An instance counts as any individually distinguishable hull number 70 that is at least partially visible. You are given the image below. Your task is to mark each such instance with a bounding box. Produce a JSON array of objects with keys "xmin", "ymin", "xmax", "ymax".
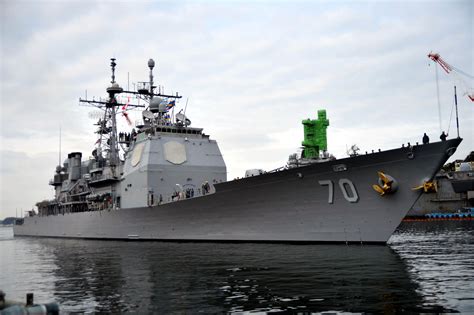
[{"xmin": 318, "ymin": 179, "xmax": 359, "ymax": 204}]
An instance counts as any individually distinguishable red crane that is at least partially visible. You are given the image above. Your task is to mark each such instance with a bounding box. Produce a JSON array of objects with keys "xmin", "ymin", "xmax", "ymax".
[{"xmin": 428, "ymin": 52, "xmax": 474, "ymax": 102}]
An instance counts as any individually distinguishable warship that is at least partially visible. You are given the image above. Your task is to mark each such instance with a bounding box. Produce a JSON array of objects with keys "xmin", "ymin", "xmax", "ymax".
[
  {"xmin": 408, "ymin": 152, "xmax": 474, "ymax": 216},
  {"xmin": 14, "ymin": 58, "xmax": 462, "ymax": 243}
]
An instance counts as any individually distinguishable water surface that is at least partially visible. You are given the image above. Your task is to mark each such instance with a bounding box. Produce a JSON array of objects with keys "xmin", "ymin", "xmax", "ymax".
[{"xmin": 1, "ymin": 222, "xmax": 473, "ymax": 313}]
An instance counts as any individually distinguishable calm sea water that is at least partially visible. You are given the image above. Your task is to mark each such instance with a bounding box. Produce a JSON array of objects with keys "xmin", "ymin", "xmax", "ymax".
[{"xmin": 1, "ymin": 221, "xmax": 473, "ymax": 314}]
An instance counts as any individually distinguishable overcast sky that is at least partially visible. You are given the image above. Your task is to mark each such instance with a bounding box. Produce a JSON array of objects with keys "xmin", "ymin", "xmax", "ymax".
[{"xmin": 1, "ymin": 0, "xmax": 472, "ymax": 218}]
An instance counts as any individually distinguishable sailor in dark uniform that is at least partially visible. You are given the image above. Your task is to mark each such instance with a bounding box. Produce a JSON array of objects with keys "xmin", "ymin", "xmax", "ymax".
[
  {"xmin": 440, "ymin": 131, "xmax": 447, "ymax": 141},
  {"xmin": 422, "ymin": 133, "xmax": 429, "ymax": 144}
]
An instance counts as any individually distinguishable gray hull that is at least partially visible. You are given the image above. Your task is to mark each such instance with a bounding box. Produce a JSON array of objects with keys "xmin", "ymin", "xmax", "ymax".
[{"xmin": 14, "ymin": 139, "xmax": 461, "ymax": 243}]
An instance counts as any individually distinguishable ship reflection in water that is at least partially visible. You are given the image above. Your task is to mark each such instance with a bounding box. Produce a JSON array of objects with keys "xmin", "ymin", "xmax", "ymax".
[{"xmin": 1, "ymin": 222, "xmax": 473, "ymax": 313}]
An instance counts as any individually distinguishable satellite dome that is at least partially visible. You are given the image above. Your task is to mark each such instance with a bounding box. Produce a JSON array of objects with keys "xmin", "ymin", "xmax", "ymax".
[
  {"xmin": 148, "ymin": 59, "xmax": 155, "ymax": 69},
  {"xmin": 149, "ymin": 97, "xmax": 163, "ymax": 113}
]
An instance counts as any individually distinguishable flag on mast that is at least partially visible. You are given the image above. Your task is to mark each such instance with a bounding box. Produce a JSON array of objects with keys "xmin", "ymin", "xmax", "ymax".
[{"xmin": 167, "ymin": 100, "xmax": 176, "ymax": 110}]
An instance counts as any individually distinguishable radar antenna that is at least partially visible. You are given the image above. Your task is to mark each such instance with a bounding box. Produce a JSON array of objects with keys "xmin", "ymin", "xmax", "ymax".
[
  {"xmin": 79, "ymin": 58, "xmax": 185, "ymax": 162},
  {"xmin": 148, "ymin": 58, "xmax": 155, "ymax": 95},
  {"xmin": 79, "ymin": 58, "xmax": 136, "ymax": 167},
  {"xmin": 110, "ymin": 58, "xmax": 117, "ymax": 84}
]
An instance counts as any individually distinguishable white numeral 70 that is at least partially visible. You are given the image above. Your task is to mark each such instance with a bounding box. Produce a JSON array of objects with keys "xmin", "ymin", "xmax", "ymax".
[{"xmin": 318, "ymin": 179, "xmax": 359, "ymax": 204}]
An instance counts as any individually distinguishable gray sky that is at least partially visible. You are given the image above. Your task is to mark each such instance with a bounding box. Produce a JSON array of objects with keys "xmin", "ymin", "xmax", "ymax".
[{"xmin": 1, "ymin": 0, "xmax": 473, "ymax": 219}]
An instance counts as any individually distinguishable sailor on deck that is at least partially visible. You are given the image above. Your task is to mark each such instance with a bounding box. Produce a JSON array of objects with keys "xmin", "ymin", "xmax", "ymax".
[
  {"xmin": 440, "ymin": 131, "xmax": 447, "ymax": 141},
  {"xmin": 422, "ymin": 133, "xmax": 429, "ymax": 144}
]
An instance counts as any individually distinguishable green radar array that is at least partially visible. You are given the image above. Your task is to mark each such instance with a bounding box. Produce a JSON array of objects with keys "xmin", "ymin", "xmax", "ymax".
[{"xmin": 302, "ymin": 109, "xmax": 329, "ymax": 159}]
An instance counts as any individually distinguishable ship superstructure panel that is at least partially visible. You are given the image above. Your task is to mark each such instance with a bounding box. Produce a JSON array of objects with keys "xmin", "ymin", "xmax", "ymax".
[{"xmin": 120, "ymin": 128, "xmax": 226, "ymax": 208}]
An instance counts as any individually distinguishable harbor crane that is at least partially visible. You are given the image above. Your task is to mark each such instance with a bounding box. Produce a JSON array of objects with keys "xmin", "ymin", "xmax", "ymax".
[{"xmin": 428, "ymin": 52, "xmax": 474, "ymax": 102}]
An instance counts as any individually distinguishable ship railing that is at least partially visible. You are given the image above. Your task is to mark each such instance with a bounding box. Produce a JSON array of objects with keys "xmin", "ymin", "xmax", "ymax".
[
  {"xmin": 157, "ymin": 183, "xmax": 216, "ymax": 206},
  {"xmin": 268, "ymin": 166, "xmax": 288, "ymax": 173},
  {"xmin": 453, "ymin": 170, "xmax": 474, "ymax": 180},
  {"xmin": 90, "ymin": 173, "xmax": 118, "ymax": 183},
  {"xmin": 136, "ymin": 82, "xmax": 150, "ymax": 94}
]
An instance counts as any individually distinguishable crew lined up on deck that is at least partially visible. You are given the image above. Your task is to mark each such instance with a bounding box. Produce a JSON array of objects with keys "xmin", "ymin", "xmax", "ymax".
[
  {"xmin": 422, "ymin": 132, "xmax": 448, "ymax": 144},
  {"xmin": 119, "ymin": 130, "xmax": 137, "ymax": 142}
]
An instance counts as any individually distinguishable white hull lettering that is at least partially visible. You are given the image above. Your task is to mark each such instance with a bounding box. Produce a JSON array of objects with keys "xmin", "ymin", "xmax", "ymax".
[{"xmin": 319, "ymin": 179, "xmax": 359, "ymax": 204}]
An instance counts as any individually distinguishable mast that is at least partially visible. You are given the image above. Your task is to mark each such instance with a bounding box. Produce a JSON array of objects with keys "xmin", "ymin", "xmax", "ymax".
[
  {"xmin": 148, "ymin": 59, "xmax": 160, "ymax": 123},
  {"xmin": 78, "ymin": 58, "xmax": 183, "ymax": 159},
  {"xmin": 59, "ymin": 125, "xmax": 61, "ymax": 166},
  {"xmin": 148, "ymin": 58, "xmax": 155, "ymax": 95},
  {"xmin": 454, "ymin": 85, "xmax": 460, "ymax": 138},
  {"xmin": 105, "ymin": 58, "xmax": 123, "ymax": 167}
]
